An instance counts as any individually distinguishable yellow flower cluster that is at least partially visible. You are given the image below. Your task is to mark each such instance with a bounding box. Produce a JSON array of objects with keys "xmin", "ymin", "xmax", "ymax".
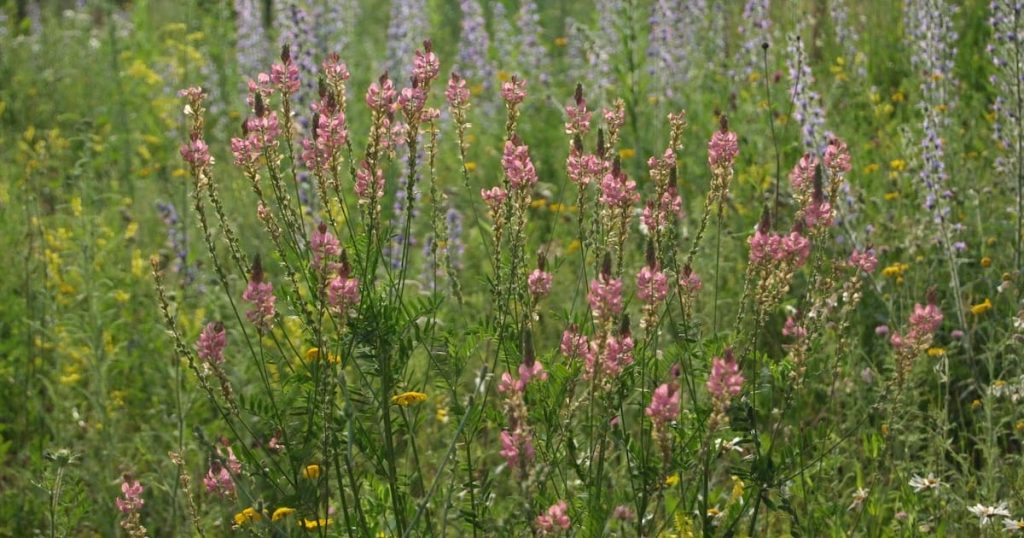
[{"xmin": 392, "ymin": 391, "xmax": 428, "ymax": 407}]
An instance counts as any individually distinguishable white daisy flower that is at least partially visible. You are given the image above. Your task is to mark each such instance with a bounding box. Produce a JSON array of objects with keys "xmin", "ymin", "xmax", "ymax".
[
  {"xmin": 908, "ymin": 473, "xmax": 943, "ymax": 492},
  {"xmin": 848, "ymin": 488, "xmax": 869, "ymax": 511},
  {"xmin": 968, "ymin": 502, "xmax": 1011, "ymax": 526}
]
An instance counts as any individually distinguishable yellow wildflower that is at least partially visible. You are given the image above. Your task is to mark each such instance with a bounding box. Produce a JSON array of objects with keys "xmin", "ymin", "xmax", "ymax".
[
  {"xmin": 497, "ymin": 70, "xmax": 511, "ymax": 82},
  {"xmin": 530, "ymin": 198, "xmax": 548, "ymax": 209},
  {"xmin": 566, "ymin": 239, "xmax": 581, "ymax": 255},
  {"xmin": 299, "ymin": 518, "xmax": 332, "ymax": 530},
  {"xmin": 234, "ymin": 507, "xmax": 263, "ymax": 526},
  {"xmin": 70, "ymin": 196, "xmax": 82, "ymax": 217},
  {"xmin": 981, "ymin": 256, "xmax": 992, "ymax": 268},
  {"xmin": 883, "ymin": 191, "xmax": 900, "ymax": 201},
  {"xmin": 970, "ymin": 298, "xmax": 993, "ymax": 316},
  {"xmin": 305, "ymin": 348, "xmax": 341, "ymax": 364},
  {"xmin": 465, "ymin": 161, "xmax": 477, "ymax": 172},
  {"xmin": 891, "ymin": 91, "xmax": 905, "ymax": 103},
  {"xmin": 889, "ymin": 159, "xmax": 907, "ymax": 172},
  {"xmin": 554, "ymin": 36, "xmax": 568, "ymax": 47},
  {"xmin": 881, "ymin": 263, "xmax": 909, "ymax": 279},
  {"xmin": 664, "ymin": 473, "xmax": 680, "ymax": 487},
  {"xmin": 272, "ymin": 507, "xmax": 296, "ymax": 521},
  {"xmin": 392, "ymin": 391, "xmax": 428, "ymax": 407},
  {"xmin": 927, "ymin": 347, "xmax": 945, "ymax": 357},
  {"xmin": 302, "ymin": 464, "xmax": 321, "ymax": 479},
  {"xmin": 1015, "ymin": 420, "xmax": 1024, "ymax": 432},
  {"xmin": 730, "ymin": 476, "xmax": 744, "ymax": 501},
  {"xmin": 124, "ymin": 221, "xmax": 139, "ymax": 240},
  {"xmin": 864, "ymin": 163, "xmax": 880, "ymax": 174},
  {"xmin": 618, "ymin": 148, "xmax": 636, "ymax": 159},
  {"xmin": 436, "ymin": 405, "xmax": 450, "ymax": 424},
  {"xmin": 971, "ymin": 399, "xmax": 982, "ymax": 410},
  {"xmin": 114, "ymin": 290, "xmax": 131, "ymax": 304}
]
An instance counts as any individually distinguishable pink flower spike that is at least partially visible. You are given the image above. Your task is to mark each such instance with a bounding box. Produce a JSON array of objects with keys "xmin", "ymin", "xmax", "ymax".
[
  {"xmin": 536, "ymin": 500, "xmax": 571, "ymax": 534},
  {"xmin": 528, "ymin": 269, "xmax": 553, "ymax": 297},
  {"xmin": 707, "ymin": 117, "xmax": 739, "ymax": 167},
  {"xmin": 645, "ymin": 383, "xmax": 680, "ymax": 425},
  {"xmin": 196, "ymin": 322, "xmax": 227, "ymax": 366},
  {"xmin": 501, "ymin": 75, "xmax": 527, "ymax": 105},
  {"xmin": 707, "ymin": 351, "xmax": 744, "ymax": 401}
]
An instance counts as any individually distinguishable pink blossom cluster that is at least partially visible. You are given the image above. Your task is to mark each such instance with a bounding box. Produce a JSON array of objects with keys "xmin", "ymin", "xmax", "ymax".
[
  {"xmin": 588, "ymin": 275, "xmax": 624, "ymax": 322},
  {"xmin": 565, "ymin": 84, "xmax": 591, "ymax": 135},
  {"xmin": 566, "ymin": 142, "xmax": 607, "ymax": 186},
  {"xmin": 789, "ymin": 153, "xmax": 818, "ymax": 193},
  {"xmin": 803, "ymin": 198, "xmax": 833, "ymax": 228},
  {"xmin": 270, "ymin": 60, "xmax": 300, "ymax": 94},
  {"xmin": 498, "ymin": 360, "xmax": 548, "ymax": 394},
  {"xmin": 642, "ymin": 186, "xmax": 683, "ymax": 232},
  {"xmin": 412, "ymin": 40, "xmax": 440, "ymax": 83},
  {"xmin": 242, "ymin": 260, "xmax": 276, "ymax": 331},
  {"xmin": 848, "ymin": 249, "xmax": 878, "ymax": 273},
  {"xmin": 528, "ymin": 269, "xmax": 553, "ymax": 297},
  {"xmin": 327, "ymin": 262, "xmax": 360, "ymax": 317},
  {"xmin": 679, "ymin": 265, "xmax": 703, "ymax": 294},
  {"xmin": 366, "ymin": 73, "xmax": 397, "ymax": 113},
  {"xmin": 599, "ymin": 165, "xmax": 639, "ymax": 208},
  {"xmin": 748, "ymin": 227, "xmax": 811, "ymax": 267},
  {"xmin": 502, "ymin": 138, "xmax": 538, "ymax": 190},
  {"xmin": 782, "ymin": 316, "xmax": 808, "ymax": 341},
  {"xmin": 589, "ymin": 332, "xmax": 635, "ymax": 378},
  {"xmin": 499, "ymin": 428, "xmax": 535, "ymax": 472},
  {"xmin": 501, "ymin": 75, "xmax": 527, "ymax": 105},
  {"xmin": 645, "ymin": 382, "xmax": 680, "ymax": 425},
  {"xmin": 707, "ymin": 351, "xmax": 744, "ymax": 402},
  {"xmin": 535, "ymin": 501, "xmax": 571, "ymax": 534},
  {"xmin": 480, "ymin": 187, "xmax": 507, "ymax": 214},
  {"xmin": 445, "ymin": 72, "xmax": 470, "ymax": 109},
  {"xmin": 824, "ymin": 137, "xmax": 852, "ymax": 175},
  {"xmin": 636, "ymin": 264, "xmax": 670, "ymax": 304},
  {"xmin": 115, "ymin": 476, "xmax": 145, "ymax": 514},
  {"xmin": 196, "ymin": 322, "xmax": 227, "ymax": 366},
  {"xmin": 301, "ymin": 104, "xmax": 348, "ymax": 172},
  {"xmin": 707, "ymin": 120, "xmax": 739, "ymax": 167},
  {"xmin": 890, "ymin": 302, "xmax": 944, "ymax": 356},
  {"xmin": 355, "ymin": 160, "xmax": 385, "ymax": 203},
  {"xmin": 322, "ymin": 54, "xmax": 350, "ymax": 85},
  {"xmin": 309, "ymin": 223, "xmax": 341, "ymax": 270},
  {"xmin": 603, "ymin": 102, "xmax": 626, "ymax": 134},
  {"xmin": 180, "ymin": 138, "xmax": 212, "ymax": 169},
  {"xmin": 203, "ymin": 444, "xmax": 241, "ymax": 498}
]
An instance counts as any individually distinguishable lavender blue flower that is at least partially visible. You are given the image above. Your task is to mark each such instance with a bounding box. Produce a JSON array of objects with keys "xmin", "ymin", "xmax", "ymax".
[
  {"xmin": 386, "ymin": 0, "xmax": 429, "ymax": 81},
  {"xmin": 457, "ymin": 0, "xmax": 494, "ymax": 94},
  {"xmin": 234, "ymin": 0, "xmax": 268, "ymax": 79}
]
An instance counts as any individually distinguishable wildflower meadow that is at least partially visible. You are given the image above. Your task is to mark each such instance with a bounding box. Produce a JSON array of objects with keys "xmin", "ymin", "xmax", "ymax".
[{"xmin": 3, "ymin": 0, "xmax": 1024, "ymax": 535}]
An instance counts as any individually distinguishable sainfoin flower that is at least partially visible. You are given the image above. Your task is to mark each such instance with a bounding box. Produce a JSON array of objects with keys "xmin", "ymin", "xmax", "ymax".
[
  {"xmin": 115, "ymin": 476, "xmax": 145, "ymax": 514},
  {"xmin": 499, "ymin": 429, "xmax": 534, "ymax": 469},
  {"xmin": 645, "ymin": 383, "xmax": 680, "ymax": 425},
  {"xmin": 588, "ymin": 275, "xmax": 624, "ymax": 322},
  {"xmin": 196, "ymin": 322, "xmax": 227, "ymax": 365},
  {"xmin": 501, "ymin": 75, "xmax": 527, "ymax": 105},
  {"xmin": 309, "ymin": 223, "xmax": 341, "ymax": 270},
  {"xmin": 707, "ymin": 351, "xmax": 744, "ymax": 401},
  {"xmin": 327, "ymin": 265, "xmax": 360, "ymax": 316},
  {"xmin": 848, "ymin": 249, "xmax": 878, "ymax": 273},
  {"xmin": 203, "ymin": 459, "xmax": 235, "ymax": 498},
  {"xmin": 180, "ymin": 138, "xmax": 212, "ymax": 169},
  {"xmin": 527, "ymin": 269, "xmax": 553, "ymax": 297},
  {"xmin": 502, "ymin": 138, "xmax": 538, "ymax": 189},
  {"xmin": 707, "ymin": 120, "xmax": 739, "ymax": 167},
  {"xmin": 636, "ymin": 264, "xmax": 669, "ymax": 304},
  {"xmin": 242, "ymin": 258, "xmax": 276, "ymax": 331},
  {"xmin": 535, "ymin": 500, "xmax": 571, "ymax": 533}
]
